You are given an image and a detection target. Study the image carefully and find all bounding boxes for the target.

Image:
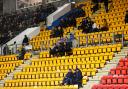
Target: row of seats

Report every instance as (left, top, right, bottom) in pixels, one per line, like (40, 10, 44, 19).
(39, 44, 118, 58)
(35, 53, 114, 64)
(4, 78, 86, 87)
(92, 84, 128, 89)
(101, 75, 128, 84)
(23, 62, 103, 72)
(110, 67, 128, 75)
(0, 67, 15, 74)
(0, 55, 17, 62)
(73, 44, 121, 55)
(1, 85, 78, 89)
(0, 60, 23, 68)
(15, 68, 96, 79)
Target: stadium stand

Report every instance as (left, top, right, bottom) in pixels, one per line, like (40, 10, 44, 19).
(0, 0, 128, 89)
(0, 3, 56, 45)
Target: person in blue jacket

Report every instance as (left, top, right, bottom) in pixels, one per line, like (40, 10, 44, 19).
(62, 69, 74, 85)
(74, 67, 83, 88)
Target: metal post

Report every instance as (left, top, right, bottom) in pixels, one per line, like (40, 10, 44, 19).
(48, 40, 50, 50)
(78, 36, 80, 47)
(86, 35, 88, 47)
(122, 31, 124, 47)
(15, 44, 16, 54)
(41, 41, 43, 51)
(0, 45, 2, 55)
(98, 34, 101, 46)
(112, 32, 115, 44)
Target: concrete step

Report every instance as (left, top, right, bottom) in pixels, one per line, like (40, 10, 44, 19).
(81, 81, 99, 89)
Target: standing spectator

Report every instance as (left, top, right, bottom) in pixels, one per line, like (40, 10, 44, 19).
(12, 41, 17, 54)
(74, 67, 83, 88)
(62, 69, 74, 85)
(3, 44, 9, 55)
(22, 35, 29, 45)
(125, 10, 128, 24)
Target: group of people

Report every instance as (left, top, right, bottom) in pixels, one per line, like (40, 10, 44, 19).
(19, 35, 32, 60)
(91, 0, 111, 13)
(0, 3, 56, 45)
(50, 26, 64, 38)
(62, 68, 83, 88)
(79, 17, 109, 33)
(59, 6, 85, 28)
(50, 32, 78, 57)
(2, 35, 32, 60)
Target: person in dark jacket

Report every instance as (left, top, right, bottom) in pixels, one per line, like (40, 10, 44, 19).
(103, 0, 109, 12)
(91, 0, 99, 13)
(22, 35, 29, 45)
(3, 44, 9, 55)
(62, 69, 74, 85)
(74, 67, 83, 88)
(125, 10, 128, 24)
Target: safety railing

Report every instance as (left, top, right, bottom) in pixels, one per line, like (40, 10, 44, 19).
(0, 30, 128, 56)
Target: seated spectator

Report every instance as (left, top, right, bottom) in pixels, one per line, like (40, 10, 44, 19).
(59, 7, 85, 28)
(49, 43, 59, 57)
(62, 69, 74, 85)
(25, 43, 32, 52)
(100, 19, 109, 31)
(74, 67, 83, 88)
(22, 35, 29, 45)
(60, 19, 66, 28)
(65, 37, 72, 56)
(79, 18, 87, 31)
(85, 17, 93, 33)
(50, 26, 63, 38)
(58, 42, 65, 56)
(125, 10, 128, 24)
(69, 33, 75, 41)
(57, 26, 64, 37)
(91, 21, 99, 32)
(72, 38, 79, 48)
